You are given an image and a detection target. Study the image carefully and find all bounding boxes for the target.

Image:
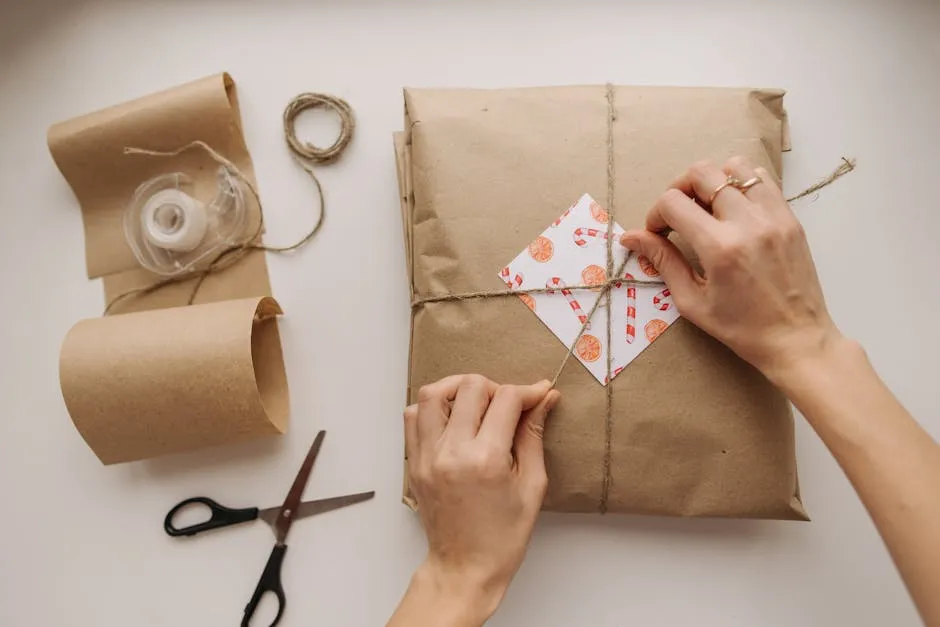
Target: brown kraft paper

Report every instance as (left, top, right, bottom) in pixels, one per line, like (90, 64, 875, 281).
(47, 72, 271, 314)
(395, 85, 807, 520)
(60, 297, 288, 465)
(48, 74, 289, 464)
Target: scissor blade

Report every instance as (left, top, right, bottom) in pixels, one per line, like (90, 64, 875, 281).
(274, 430, 326, 543)
(258, 491, 375, 529)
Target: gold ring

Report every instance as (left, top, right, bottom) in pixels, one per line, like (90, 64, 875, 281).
(707, 176, 742, 205)
(736, 176, 762, 193)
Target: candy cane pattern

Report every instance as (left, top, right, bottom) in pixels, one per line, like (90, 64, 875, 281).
(499, 266, 524, 288)
(624, 273, 637, 344)
(604, 365, 625, 384)
(653, 288, 672, 311)
(572, 227, 610, 248)
(551, 206, 573, 227)
(546, 277, 590, 328)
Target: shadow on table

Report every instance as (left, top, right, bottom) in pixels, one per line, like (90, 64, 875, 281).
(136, 432, 287, 480)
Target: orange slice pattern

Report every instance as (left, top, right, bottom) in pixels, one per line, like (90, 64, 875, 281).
(645, 319, 669, 342)
(589, 200, 610, 224)
(575, 334, 602, 362)
(527, 236, 554, 263)
(581, 264, 607, 287)
(518, 293, 536, 311)
(638, 255, 660, 277)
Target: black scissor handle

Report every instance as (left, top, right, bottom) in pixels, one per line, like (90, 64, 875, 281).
(164, 497, 259, 537)
(242, 544, 288, 627)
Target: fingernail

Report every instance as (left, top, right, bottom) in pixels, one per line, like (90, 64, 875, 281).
(545, 391, 561, 411)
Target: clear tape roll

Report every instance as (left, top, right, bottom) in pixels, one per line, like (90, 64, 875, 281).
(141, 189, 209, 252)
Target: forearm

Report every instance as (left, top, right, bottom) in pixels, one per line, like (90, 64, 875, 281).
(772, 337, 940, 625)
(388, 560, 502, 627)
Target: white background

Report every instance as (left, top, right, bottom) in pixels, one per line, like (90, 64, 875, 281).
(1, 0, 938, 625)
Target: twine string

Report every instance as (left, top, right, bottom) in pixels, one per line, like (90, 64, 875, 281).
(410, 157, 857, 308)
(283, 93, 355, 165)
(785, 157, 856, 203)
(601, 84, 617, 513)
(104, 92, 355, 314)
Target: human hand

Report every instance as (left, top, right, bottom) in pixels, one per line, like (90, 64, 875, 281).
(620, 157, 842, 382)
(401, 375, 560, 625)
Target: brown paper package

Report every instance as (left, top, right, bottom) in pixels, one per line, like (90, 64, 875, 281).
(49, 74, 289, 464)
(394, 85, 807, 520)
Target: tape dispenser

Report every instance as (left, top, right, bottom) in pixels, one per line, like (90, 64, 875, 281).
(124, 167, 247, 276)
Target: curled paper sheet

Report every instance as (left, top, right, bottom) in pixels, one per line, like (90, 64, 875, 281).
(48, 74, 289, 464)
(59, 297, 289, 464)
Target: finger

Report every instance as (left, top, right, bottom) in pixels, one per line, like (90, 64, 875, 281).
(404, 404, 419, 467)
(672, 160, 749, 219)
(753, 165, 791, 210)
(415, 375, 467, 443)
(478, 381, 552, 449)
(722, 156, 780, 209)
(645, 187, 720, 251)
(619, 230, 702, 315)
(514, 390, 560, 489)
(446, 375, 498, 441)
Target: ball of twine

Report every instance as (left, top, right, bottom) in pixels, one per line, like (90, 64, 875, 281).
(283, 93, 355, 164)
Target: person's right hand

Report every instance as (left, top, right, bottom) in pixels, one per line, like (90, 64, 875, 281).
(620, 156, 842, 381)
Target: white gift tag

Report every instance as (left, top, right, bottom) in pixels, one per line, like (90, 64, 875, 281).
(497, 193, 681, 385)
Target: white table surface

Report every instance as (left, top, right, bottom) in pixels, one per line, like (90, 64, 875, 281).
(2, 0, 938, 625)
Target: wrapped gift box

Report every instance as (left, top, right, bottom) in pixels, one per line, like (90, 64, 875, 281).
(394, 85, 806, 520)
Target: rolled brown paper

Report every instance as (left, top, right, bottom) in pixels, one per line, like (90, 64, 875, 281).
(59, 296, 289, 464)
(47, 72, 272, 315)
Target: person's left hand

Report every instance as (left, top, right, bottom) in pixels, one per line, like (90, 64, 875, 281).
(402, 375, 560, 624)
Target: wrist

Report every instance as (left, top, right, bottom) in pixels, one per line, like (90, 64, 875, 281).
(406, 558, 507, 626)
(764, 330, 865, 398)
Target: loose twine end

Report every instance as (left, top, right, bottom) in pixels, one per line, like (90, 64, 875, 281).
(104, 93, 355, 315)
(785, 157, 856, 203)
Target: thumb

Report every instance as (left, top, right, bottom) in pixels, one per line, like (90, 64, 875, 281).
(514, 390, 561, 486)
(619, 229, 700, 312)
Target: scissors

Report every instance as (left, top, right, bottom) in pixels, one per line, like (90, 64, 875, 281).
(163, 431, 374, 626)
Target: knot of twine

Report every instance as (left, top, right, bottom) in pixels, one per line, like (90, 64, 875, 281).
(106, 92, 355, 314)
(409, 84, 857, 513)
